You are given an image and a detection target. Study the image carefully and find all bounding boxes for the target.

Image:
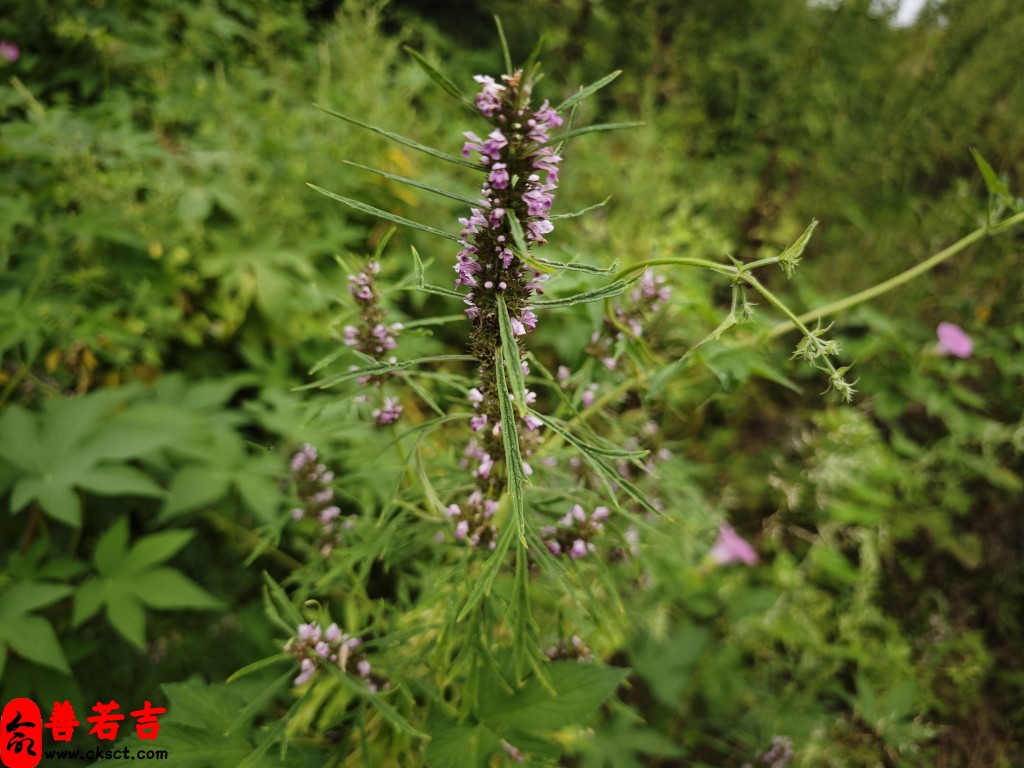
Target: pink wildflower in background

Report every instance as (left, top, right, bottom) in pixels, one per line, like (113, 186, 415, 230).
(935, 321, 973, 358)
(708, 522, 758, 566)
(0, 41, 19, 63)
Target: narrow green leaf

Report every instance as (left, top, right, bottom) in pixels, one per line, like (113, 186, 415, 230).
(506, 210, 531, 262)
(308, 183, 458, 242)
(343, 160, 478, 206)
(411, 245, 465, 299)
(495, 353, 528, 543)
(494, 16, 513, 75)
(496, 295, 527, 416)
(550, 196, 612, 220)
(522, 35, 546, 77)
(538, 121, 645, 151)
(456, 517, 516, 622)
(533, 277, 639, 308)
(313, 105, 482, 169)
(776, 219, 818, 277)
(226, 652, 293, 684)
(402, 46, 472, 106)
(223, 668, 294, 736)
(322, 662, 427, 739)
(538, 416, 659, 516)
(262, 572, 305, 628)
(531, 255, 618, 275)
(556, 70, 622, 113)
(300, 354, 475, 390)
(649, 285, 743, 396)
(971, 147, 1011, 224)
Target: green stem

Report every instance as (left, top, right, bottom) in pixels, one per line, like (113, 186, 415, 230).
(767, 210, 1024, 339)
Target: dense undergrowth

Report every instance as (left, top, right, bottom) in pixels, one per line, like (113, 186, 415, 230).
(1, 1, 1022, 766)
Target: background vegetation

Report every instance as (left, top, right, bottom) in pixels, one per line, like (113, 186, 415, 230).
(1, 0, 1021, 765)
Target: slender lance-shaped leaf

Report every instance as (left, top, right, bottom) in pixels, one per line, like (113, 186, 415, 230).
(777, 219, 818, 278)
(494, 16, 513, 76)
(343, 160, 479, 206)
(551, 196, 612, 220)
(308, 183, 457, 242)
(531, 255, 618, 275)
(534, 276, 639, 308)
(496, 295, 527, 416)
(457, 518, 516, 622)
(402, 46, 473, 107)
(556, 70, 623, 113)
(496, 350, 529, 543)
(539, 415, 659, 516)
(313, 104, 483, 169)
(971, 148, 1013, 225)
(299, 355, 475, 390)
(537, 121, 645, 151)
(322, 662, 428, 739)
(506, 209, 532, 262)
(411, 246, 464, 299)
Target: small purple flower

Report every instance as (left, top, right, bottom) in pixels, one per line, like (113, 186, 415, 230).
(0, 41, 19, 64)
(708, 523, 758, 566)
(294, 658, 316, 686)
(936, 322, 973, 358)
(372, 396, 403, 426)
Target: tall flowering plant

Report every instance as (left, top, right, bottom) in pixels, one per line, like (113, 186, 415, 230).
(262, 31, 864, 767)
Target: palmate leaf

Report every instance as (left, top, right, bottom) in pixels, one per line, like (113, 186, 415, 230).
(479, 661, 630, 732)
(0, 582, 73, 676)
(313, 105, 482, 170)
(307, 183, 458, 242)
(73, 518, 221, 649)
(92, 680, 324, 768)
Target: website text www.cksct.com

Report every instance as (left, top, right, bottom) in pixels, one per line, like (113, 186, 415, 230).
(42, 746, 169, 761)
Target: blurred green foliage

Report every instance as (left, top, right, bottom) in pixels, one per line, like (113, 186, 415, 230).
(1, 0, 1022, 766)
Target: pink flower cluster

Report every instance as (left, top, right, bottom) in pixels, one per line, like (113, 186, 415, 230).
(455, 71, 563, 332)
(342, 262, 402, 357)
(444, 490, 500, 550)
(542, 504, 609, 559)
(284, 622, 378, 690)
(341, 260, 404, 426)
(288, 444, 347, 556)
